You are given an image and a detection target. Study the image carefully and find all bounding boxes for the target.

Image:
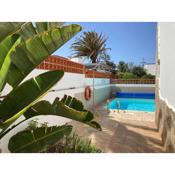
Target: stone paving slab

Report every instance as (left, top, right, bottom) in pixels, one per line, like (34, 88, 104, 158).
(69, 105, 165, 153)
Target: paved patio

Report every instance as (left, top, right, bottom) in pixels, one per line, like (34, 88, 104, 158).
(69, 104, 164, 153)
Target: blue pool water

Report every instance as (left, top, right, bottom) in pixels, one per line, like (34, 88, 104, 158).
(107, 92, 155, 112)
(116, 92, 155, 99)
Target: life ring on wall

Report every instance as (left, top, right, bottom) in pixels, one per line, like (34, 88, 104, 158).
(84, 86, 92, 101)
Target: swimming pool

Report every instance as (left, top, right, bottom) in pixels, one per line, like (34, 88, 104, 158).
(107, 92, 155, 112)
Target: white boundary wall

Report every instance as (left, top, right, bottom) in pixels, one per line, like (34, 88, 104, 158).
(111, 84, 155, 97)
(1, 69, 111, 107)
(159, 23, 175, 111)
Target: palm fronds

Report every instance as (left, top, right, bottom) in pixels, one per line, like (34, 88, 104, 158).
(71, 31, 110, 63)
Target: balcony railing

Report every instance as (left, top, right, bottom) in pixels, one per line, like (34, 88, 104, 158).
(111, 79, 155, 84)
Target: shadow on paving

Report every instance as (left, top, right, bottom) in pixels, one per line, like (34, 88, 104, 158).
(108, 122, 163, 153)
(69, 110, 164, 153)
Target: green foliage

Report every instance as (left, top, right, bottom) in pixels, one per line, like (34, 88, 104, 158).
(8, 124, 73, 153)
(117, 64, 155, 79)
(127, 62, 134, 72)
(117, 72, 138, 79)
(117, 61, 129, 72)
(24, 95, 102, 131)
(117, 72, 124, 79)
(132, 66, 147, 77)
(0, 70, 64, 129)
(0, 34, 21, 91)
(0, 22, 101, 153)
(121, 72, 138, 79)
(0, 23, 24, 43)
(141, 73, 155, 79)
(71, 31, 109, 63)
(0, 22, 82, 90)
(116, 61, 155, 79)
(9, 120, 101, 153)
(7, 23, 82, 88)
(44, 132, 102, 153)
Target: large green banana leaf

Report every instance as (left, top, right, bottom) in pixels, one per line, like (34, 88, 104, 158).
(0, 70, 64, 129)
(18, 22, 37, 41)
(19, 22, 64, 41)
(8, 124, 72, 153)
(0, 95, 101, 139)
(35, 22, 64, 34)
(24, 95, 102, 130)
(0, 34, 21, 91)
(0, 22, 24, 43)
(7, 24, 82, 88)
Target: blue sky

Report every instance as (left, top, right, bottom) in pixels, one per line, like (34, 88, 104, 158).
(54, 22, 157, 65)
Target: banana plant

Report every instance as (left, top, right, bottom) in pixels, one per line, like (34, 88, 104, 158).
(0, 22, 101, 153)
(9, 125, 73, 153)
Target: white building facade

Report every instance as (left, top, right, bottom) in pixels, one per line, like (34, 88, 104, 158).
(156, 22, 175, 152)
(144, 63, 156, 75)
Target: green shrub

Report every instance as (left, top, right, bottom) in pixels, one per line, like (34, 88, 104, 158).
(117, 61, 129, 72)
(44, 132, 102, 153)
(27, 120, 102, 153)
(45, 133, 102, 153)
(117, 72, 124, 78)
(141, 74, 155, 79)
(122, 72, 138, 79)
(132, 66, 147, 77)
(117, 72, 137, 79)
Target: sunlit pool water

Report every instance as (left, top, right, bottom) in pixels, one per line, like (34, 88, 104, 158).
(107, 98, 155, 112)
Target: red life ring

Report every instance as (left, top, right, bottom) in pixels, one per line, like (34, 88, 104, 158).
(84, 86, 92, 101)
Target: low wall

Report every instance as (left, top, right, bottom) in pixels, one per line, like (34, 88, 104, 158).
(43, 85, 111, 109)
(31, 70, 111, 109)
(111, 79, 155, 84)
(111, 84, 155, 97)
(1, 69, 111, 107)
(37, 55, 113, 78)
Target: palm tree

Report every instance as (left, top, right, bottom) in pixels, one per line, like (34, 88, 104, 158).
(71, 31, 110, 63)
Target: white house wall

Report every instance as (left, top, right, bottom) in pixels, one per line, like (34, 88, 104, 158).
(159, 22, 175, 111)
(1, 69, 111, 106)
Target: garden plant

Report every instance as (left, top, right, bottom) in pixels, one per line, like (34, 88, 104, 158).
(0, 22, 101, 153)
